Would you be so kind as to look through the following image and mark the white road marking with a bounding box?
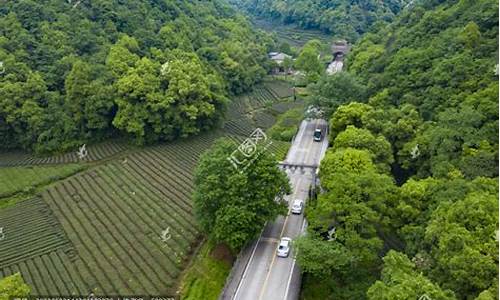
[257,177,303,300]
[234,225,266,299]
[283,218,307,300]
[232,119,329,300]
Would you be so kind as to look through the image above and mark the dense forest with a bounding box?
[230,0,407,41]
[0,0,273,153]
[298,0,499,299]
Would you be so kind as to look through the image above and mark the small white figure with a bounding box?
[411,144,420,159]
[160,227,171,246]
[77,144,88,160]
[160,62,170,76]
[0,227,5,241]
[327,226,336,241]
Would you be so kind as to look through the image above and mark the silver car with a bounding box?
[277,237,292,257]
[291,199,304,214]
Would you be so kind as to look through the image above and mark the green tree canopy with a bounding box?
[0,0,273,153]
[310,73,367,116]
[112,49,226,144]
[294,39,324,82]
[193,138,291,251]
[367,251,456,300]
[0,273,30,300]
[331,126,394,172]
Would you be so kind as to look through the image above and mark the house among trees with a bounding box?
[269,52,293,75]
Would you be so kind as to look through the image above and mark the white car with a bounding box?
[277,237,292,257]
[313,128,322,142]
[291,199,304,214]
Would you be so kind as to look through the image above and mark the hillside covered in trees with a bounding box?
[0,0,273,153]
[230,0,407,41]
[299,0,499,299]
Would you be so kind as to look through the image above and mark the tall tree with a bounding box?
[367,251,456,300]
[193,138,290,251]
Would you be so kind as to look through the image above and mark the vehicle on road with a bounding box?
[313,128,323,142]
[291,199,304,214]
[277,237,292,257]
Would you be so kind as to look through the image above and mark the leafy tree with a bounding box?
[112,50,226,144]
[193,138,290,251]
[0,273,30,300]
[328,102,374,139]
[0,1,272,152]
[331,126,394,171]
[105,35,140,79]
[294,235,351,278]
[278,42,292,55]
[367,251,456,300]
[294,40,324,82]
[298,147,398,299]
[424,190,498,297]
[65,60,115,138]
[282,56,294,75]
[459,21,481,49]
[310,72,367,116]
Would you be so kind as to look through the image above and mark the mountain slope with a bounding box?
[298,0,498,299]
[230,0,407,40]
[0,0,272,153]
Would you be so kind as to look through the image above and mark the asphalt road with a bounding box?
[232,119,329,300]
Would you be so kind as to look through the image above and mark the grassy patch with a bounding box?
[267,105,305,142]
[0,164,84,199]
[180,241,233,300]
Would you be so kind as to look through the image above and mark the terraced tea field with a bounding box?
[0,133,220,295]
[251,18,331,48]
[263,80,294,99]
[0,79,295,295]
[0,140,129,167]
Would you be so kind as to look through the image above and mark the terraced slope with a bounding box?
[0,140,129,167]
[0,80,295,295]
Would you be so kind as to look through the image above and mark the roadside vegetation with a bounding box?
[193,138,291,251]
[180,242,233,300]
[296,0,499,299]
[267,105,305,142]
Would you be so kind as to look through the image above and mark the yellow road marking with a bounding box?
[257,177,303,300]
